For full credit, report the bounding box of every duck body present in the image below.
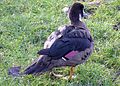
[24,21,94,74]
[24,3,94,75]
[41,22,93,61]
[8,3,94,77]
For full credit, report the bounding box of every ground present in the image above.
[0,0,120,86]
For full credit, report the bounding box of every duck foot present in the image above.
[50,72,76,80]
[62,75,77,80]
[50,72,64,78]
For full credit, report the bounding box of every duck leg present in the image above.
[50,67,75,80]
[69,66,74,80]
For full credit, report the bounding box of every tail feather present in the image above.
[24,62,38,74]
[8,66,21,76]
[24,55,52,75]
[8,55,66,76]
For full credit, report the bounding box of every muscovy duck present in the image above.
[8,2,94,80]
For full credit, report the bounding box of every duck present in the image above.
[62,0,88,19]
[8,2,94,80]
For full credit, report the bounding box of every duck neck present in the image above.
[69,12,80,23]
[71,20,86,29]
[69,10,83,26]
[71,21,80,26]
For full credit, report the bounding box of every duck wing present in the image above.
[8,26,93,75]
[38,26,93,60]
[44,26,67,49]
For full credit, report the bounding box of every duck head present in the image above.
[69,3,84,24]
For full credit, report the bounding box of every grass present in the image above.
[0,0,120,86]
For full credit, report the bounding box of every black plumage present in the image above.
[8,3,94,77]
[38,26,92,60]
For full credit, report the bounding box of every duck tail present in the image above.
[24,55,52,75]
[8,55,53,76]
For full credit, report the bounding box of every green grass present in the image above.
[0,0,120,86]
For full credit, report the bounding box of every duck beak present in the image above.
[79,10,88,19]
[83,10,88,19]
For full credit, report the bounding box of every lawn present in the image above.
[0,0,120,86]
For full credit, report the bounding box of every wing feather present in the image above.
[38,26,93,60]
